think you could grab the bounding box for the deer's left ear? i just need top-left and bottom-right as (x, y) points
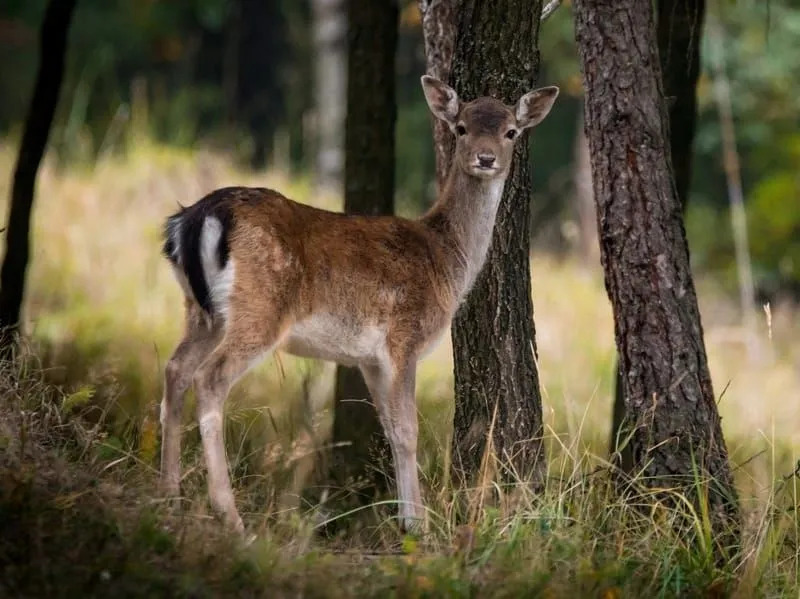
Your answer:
(515, 86), (560, 130)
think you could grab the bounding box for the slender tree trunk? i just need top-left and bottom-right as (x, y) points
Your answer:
(223, 1), (240, 127)
(707, 10), (758, 359)
(330, 0), (398, 500)
(312, 0), (347, 191)
(236, 0), (287, 168)
(573, 107), (597, 265)
(574, 0), (739, 543)
(658, 0), (705, 210)
(418, 0), (460, 190)
(445, 0), (547, 487)
(609, 0), (706, 465)
(0, 0), (78, 347)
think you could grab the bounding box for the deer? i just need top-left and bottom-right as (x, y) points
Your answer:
(159, 75), (559, 533)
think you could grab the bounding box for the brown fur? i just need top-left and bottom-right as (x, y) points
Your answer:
(159, 76), (559, 533)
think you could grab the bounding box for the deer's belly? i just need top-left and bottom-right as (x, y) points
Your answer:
(281, 313), (387, 366)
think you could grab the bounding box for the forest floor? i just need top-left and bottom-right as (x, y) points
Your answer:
(1, 142), (799, 597)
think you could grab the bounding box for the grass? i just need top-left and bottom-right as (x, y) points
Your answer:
(1, 140), (800, 596)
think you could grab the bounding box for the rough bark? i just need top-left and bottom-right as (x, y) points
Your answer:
(0, 0), (77, 346)
(330, 0), (398, 498)
(418, 0), (460, 189)
(609, 0), (705, 466)
(446, 0), (547, 486)
(574, 0), (738, 542)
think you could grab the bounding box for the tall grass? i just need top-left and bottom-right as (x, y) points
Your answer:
(1, 140), (799, 595)
(3, 355), (799, 597)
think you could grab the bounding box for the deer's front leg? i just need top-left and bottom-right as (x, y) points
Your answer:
(362, 357), (424, 532)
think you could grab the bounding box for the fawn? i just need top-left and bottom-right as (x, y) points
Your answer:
(160, 75), (559, 532)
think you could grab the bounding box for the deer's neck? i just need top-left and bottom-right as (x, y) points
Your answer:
(420, 169), (507, 302)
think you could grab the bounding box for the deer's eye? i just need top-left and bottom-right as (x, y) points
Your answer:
(456, 125), (467, 136)
(505, 129), (518, 140)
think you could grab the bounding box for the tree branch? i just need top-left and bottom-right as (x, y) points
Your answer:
(541, 0), (562, 21)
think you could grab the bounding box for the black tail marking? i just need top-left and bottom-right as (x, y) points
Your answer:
(162, 188), (238, 316)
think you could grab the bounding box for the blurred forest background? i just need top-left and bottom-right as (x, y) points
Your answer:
(1, 0), (799, 498)
(1, 0), (797, 297)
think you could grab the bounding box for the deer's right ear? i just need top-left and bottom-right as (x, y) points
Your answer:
(421, 75), (459, 126)
(515, 86), (560, 130)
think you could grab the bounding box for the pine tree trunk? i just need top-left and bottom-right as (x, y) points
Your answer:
(447, 0), (547, 486)
(0, 0), (78, 347)
(330, 0), (398, 500)
(574, 0), (739, 541)
(609, 0), (705, 466)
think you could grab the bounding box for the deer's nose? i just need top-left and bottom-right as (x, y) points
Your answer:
(477, 153), (496, 168)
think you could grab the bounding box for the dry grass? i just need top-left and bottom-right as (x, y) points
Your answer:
(1, 140), (799, 596)
(3, 355), (799, 597)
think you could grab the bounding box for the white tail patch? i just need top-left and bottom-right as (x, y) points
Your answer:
(200, 216), (235, 320)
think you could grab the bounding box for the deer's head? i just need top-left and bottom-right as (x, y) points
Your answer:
(421, 75), (559, 180)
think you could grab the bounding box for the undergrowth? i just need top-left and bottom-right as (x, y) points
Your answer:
(2, 356), (799, 598)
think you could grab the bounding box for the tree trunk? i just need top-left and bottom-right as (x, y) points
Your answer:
(236, 0), (287, 168)
(708, 11), (758, 359)
(330, 0), (398, 500)
(418, 0), (460, 190)
(609, 0), (705, 466)
(312, 0), (347, 191)
(573, 107), (597, 265)
(657, 0), (705, 211)
(0, 0), (78, 347)
(574, 0), (738, 542)
(446, 0), (547, 487)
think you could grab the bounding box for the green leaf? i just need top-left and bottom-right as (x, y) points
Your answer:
(401, 534), (419, 555)
(62, 386), (95, 413)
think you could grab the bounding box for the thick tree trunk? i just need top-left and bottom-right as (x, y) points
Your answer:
(330, 0), (398, 499)
(0, 0), (77, 346)
(446, 0), (547, 486)
(312, 0), (347, 191)
(609, 0), (705, 465)
(574, 0), (738, 541)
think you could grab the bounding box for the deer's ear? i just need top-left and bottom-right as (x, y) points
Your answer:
(421, 75), (460, 126)
(515, 86), (559, 130)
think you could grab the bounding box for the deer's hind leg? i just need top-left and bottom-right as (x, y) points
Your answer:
(161, 300), (223, 496)
(192, 305), (290, 532)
